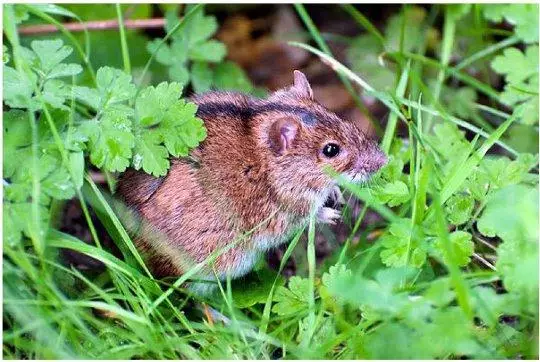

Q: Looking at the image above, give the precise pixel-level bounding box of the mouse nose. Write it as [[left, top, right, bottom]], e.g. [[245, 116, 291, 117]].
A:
[[355, 147, 387, 174]]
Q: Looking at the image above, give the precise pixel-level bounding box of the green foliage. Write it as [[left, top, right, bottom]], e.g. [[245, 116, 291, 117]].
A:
[[491, 46, 539, 125], [148, 7, 256, 94], [3, 3, 539, 360], [482, 4, 539, 43]]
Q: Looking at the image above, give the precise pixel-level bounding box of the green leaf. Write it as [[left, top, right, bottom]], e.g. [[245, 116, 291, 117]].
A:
[[188, 40, 226, 63], [491, 47, 538, 85], [444, 194, 474, 225], [158, 101, 206, 157], [483, 4, 539, 43], [347, 34, 394, 91], [446, 4, 471, 21], [178, 7, 218, 46], [231, 267, 284, 308], [433, 231, 474, 267], [441, 86, 477, 119], [326, 267, 412, 316], [271, 276, 310, 316], [374, 180, 410, 207], [95, 66, 136, 107], [3, 45, 10, 64], [135, 82, 184, 127], [3, 110, 32, 178], [84, 110, 134, 172], [168, 63, 190, 85], [3, 202, 49, 246], [132, 132, 169, 177], [40, 79, 71, 110], [30, 40, 81, 79], [477, 184, 538, 310], [3, 65, 36, 109], [385, 6, 427, 53], [191, 61, 213, 93], [68, 151, 85, 190], [379, 218, 427, 268], [503, 4, 539, 43], [491, 46, 539, 125], [213, 61, 254, 93]]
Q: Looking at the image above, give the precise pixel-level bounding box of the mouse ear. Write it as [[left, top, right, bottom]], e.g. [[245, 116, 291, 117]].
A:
[[291, 70, 313, 100], [268, 117, 298, 156]]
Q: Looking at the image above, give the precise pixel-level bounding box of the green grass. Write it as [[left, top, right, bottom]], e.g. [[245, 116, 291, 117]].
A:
[[3, 3, 539, 359]]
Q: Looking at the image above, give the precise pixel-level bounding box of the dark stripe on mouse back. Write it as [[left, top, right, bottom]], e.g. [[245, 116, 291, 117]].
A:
[[196, 102, 318, 125]]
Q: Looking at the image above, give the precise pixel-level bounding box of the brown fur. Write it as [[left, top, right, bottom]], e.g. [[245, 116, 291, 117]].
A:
[[116, 71, 386, 291]]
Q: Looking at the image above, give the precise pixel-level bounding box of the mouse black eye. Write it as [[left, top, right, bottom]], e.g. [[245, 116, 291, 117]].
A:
[[322, 143, 340, 158]]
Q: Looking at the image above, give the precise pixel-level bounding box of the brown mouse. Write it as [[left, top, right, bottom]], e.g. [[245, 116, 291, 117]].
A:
[[116, 70, 386, 294]]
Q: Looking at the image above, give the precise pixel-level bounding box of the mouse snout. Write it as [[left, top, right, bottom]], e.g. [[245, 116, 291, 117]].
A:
[[354, 147, 387, 174]]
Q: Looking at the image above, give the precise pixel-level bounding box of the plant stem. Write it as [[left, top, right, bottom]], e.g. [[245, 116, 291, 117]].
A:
[[116, 4, 131, 75], [18, 18, 166, 35], [294, 4, 383, 136]]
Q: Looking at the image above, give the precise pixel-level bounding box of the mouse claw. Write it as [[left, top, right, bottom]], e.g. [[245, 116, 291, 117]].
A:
[[317, 207, 341, 225], [330, 186, 346, 206]]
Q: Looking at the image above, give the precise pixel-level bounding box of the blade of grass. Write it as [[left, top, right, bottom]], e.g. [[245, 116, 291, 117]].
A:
[[455, 35, 520, 71], [300, 211, 317, 348], [294, 4, 382, 136], [83, 175, 153, 277], [439, 111, 517, 204], [431, 175, 473, 321], [341, 4, 385, 46], [288, 41, 408, 124], [381, 60, 411, 153], [424, 6, 457, 132], [395, 97, 518, 156], [116, 3, 131, 75], [259, 226, 305, 333]]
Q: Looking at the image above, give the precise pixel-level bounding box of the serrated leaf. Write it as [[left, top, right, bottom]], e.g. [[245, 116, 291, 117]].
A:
[[379, 219, 427, 268], [168, 63, 189, 85], [442, 86, 477, 119], [213, 61, 253, 93], [491, 47, 538, 85], [30, 39, 77, 78], [188, 40, 226, 63], [179, 7, 218, 46], [135, 82, 184, 127], [86, 111, 134, 172], [477, 184, 538, 244], [385, 6, 427, 53], [191, 61, 214, 93], [231, 267, 284, 308], [132, 132, 169, 177], [374, 180, 410, 207], [271, 276, 310, 316], [72, 85, 100, 110], [47, 63, 82, 79], [3, 202, 49, 246], [433, 231, 474, 267], [146, 39, 175, 66], [95, 66, 136, 107], [41, 163, 76, 200], [444, 194, 474, 225], [40, 79, 71, 110], [504, 4, 539, 43], [3, 65, 36, 108]]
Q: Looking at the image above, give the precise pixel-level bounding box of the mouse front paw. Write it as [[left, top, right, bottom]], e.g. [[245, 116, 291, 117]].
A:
[[317, 207, 341, 225]]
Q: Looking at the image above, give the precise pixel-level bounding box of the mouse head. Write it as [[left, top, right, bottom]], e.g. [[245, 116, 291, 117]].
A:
[[256, 70, 387, 208]]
